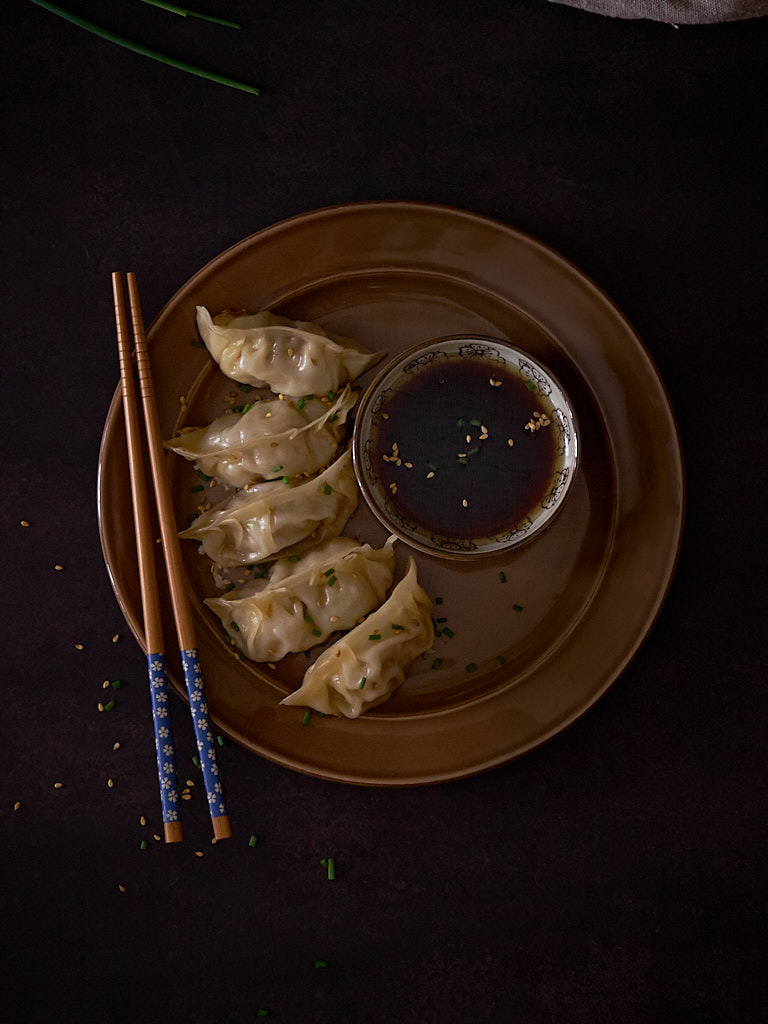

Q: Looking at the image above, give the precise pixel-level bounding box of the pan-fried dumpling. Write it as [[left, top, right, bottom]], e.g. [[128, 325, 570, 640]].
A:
[[281, 558, 434, 718], [179, 449, 358, 567], [205, 536, 396, 662], [165, 386, 356, 488], [196, 307, 381, 397]]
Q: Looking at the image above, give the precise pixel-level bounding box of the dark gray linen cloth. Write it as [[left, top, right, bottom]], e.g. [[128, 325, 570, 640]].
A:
[[546, 0, 767, 21]]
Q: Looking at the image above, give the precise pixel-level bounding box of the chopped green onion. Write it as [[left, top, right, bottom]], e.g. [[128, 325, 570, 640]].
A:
[[470, 418, 482, 426], [191, 340, 206, 348], [432, 658, 442, 670], [248, 834, 258, 848], [323, 568, 335, 577], [296, 397, 306, 410], [257, 1011, 270, 1018], [314, 960, 328, 968], [236, 382, 252, 392], [271, 465, 283, 473], [327, 858, 336, 880], [282, 476, 290, 485], [302, 710, 312, 726], [467, 447, 479, 455], [305, 395, 315, 401], [304, 613, 314, 624], [499, 571, 507, 583], [231, 405, 245, 413], [358, 677, 367, 689], [327, 576, 337, 587], [327, 390, 335, 400], [197, 470, 213, 481], [368, 633, 381, 641], [29, 2, 263, 94], [191, 484, 204, 492], [103, 699, 116, 711], [311, 628, 322, 637], [323, 484, 333, 495], [458, 457, 468, 465], [328, 414, 338, 423], [111, 679, 123, 689], [289, 555, 301, 562], [241, 403, 251, 414], [230, 621, 240, 632], [466, 663, 477, 673], [216, 734, 225, 747], [192, 755, 200, 767], [443, 627, 455, 638], [391, 623, 404, 630], [513, 604, 523, 612], [224, 582, 235, 593], [524, 379, 536, 391]]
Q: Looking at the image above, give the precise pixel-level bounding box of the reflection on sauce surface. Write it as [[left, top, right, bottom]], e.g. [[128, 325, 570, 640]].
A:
[[372, 356, 561, 540]]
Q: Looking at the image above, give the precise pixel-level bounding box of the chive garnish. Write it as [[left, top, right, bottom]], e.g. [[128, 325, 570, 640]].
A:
[[104, 699, 116, 711], [111, 679, 123, 689], [302, 710, 311, 726], [296, 397, 306, 410], [230, 621, 240, 632], [282, 476, 290, 485], [458, 457, 468, 465], [443, 627, 455, 638], [525, 379, 536, 391], [197, 470, 213, 481], [191, 484, 204, 492], [289, 554, 301, 562], [192, 755, 200, 767], [499, 571, 507, 583], [328, 576, 337, 587], [271, 465, 283, 473], [304, 613, 314, 624], [327, 858, 336, 880], [30, 1, 261, 94], [138, 0, 242, 30], [391, 623, 404, 630], [314, 960, 328, 968], [470, 418, 482, 426], [224, 582, 235, 592], [513, 604, 523, 612], [368, 633, 381, 641], [241, 403, 251, 414], [328, 414, 338, 423], [216, 735, 225, 747], [456, 418, 464, 426], [248, 834, 258, 847], [312, 628, 322, 637], [327, 390, 335, 400], [467, 447, 479, 455], [140, 840, 148, 850], [432, 658, 442, 670], [323, 484, 333, 495], [323, 568, 335, 577], [466, 663, 477, 673], [358, 677, 367, 689]]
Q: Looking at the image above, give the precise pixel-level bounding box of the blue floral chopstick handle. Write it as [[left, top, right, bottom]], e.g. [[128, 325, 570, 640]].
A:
[[147, 652, 182, 837], [180, 648, 231, 838]]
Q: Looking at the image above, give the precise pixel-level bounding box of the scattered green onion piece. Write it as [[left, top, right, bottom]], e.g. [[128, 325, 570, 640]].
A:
[[500, 571, 508, 583], [304, 613, 314, 624], [466, 663, 477, 673], [320, 858, 327, 867], [191, 340, 206, 348], [323, 483, 333, 495], [216, 734, 225, 747], [468, 447, 479, 455], [282, 476, 290, 485], [305, 395, 315, 401], [230, 621, 240, 632], [391, 623, 404, 631], [368, 633, 381, 641], [271, 465, 283, 473], [236, 382, 252, 392], [434, 629, 442, 637], [192, 755, 200, 767], [29, 3, 263, 95], [241, 403, 251, 414], [432, 658, 442, 670], [327, 858, 336, 880], [248, 834, 258, 848], [197, 470, 213, 481], [231, 405, 244, 413], [104, 699, 116, 711], [443, 627, 455, 638], [358, 677, 367, 689], [513, 604, 523, 612], [327, 390, 335, 400], [314, 960, 328, 968], [525, 379, 536, 391], [296, 397, 306, 410], [470, 418, 482, 426], [456, 418, 464, 426], [323, 568, 335, 577], [224, 582, 235, 593], [311, 628, 322, 637], [111, 679, 123, 689], [289, 554, 301, 562], [302, 710, 312, 726], [458, 458, 468, 465], [191, 484, 204, 492], [257, 1011, 270, 1018], [328, 414, 338, 423]]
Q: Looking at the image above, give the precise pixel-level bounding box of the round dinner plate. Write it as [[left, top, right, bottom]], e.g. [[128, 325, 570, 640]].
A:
[[98, 201, 684, 786]]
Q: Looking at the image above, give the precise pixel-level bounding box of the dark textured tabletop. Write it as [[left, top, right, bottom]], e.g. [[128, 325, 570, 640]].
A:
[[3, 2, 765, 1022]]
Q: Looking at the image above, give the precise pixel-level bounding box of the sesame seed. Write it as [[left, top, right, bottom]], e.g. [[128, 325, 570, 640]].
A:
[[507, 438, 514, 447], [330, 615, 339, 623], [75, 643, 84, 651], [462, 499, 469, 507], [53, 782, 63, 789], [97, 702, 105, 711], [426, 471, 435, 479], [118, 884, 126, 893], [382, 412, 389, 419], [112, 634, 120, 643], [404, 462, 413, 469], [54, 564, 64, 571], [182, 793, 192, 801], [13, 801, 21, 811], [140, 816, 146, 826], [107, 778, 114, 788], [153, 834, 162, 841], [465, 434, 472, 444], [113, 742, 121, 751], [195, 851, 204, 858], [265, 412, 272, 418], [186, 780, 195, 787], [20, 520, 29, 527], [102, 680, 110, 689]]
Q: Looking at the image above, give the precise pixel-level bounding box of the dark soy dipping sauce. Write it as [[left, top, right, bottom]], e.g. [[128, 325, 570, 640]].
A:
[[373, 357, 560, 540]]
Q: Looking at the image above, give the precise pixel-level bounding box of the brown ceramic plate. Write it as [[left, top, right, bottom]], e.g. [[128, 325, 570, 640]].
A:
[[98, 201, 684, 786]]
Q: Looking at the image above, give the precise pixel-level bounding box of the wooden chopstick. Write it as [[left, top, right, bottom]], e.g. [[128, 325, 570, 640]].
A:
[[112, 272, 183, 844], [114, 271, 232, 842]]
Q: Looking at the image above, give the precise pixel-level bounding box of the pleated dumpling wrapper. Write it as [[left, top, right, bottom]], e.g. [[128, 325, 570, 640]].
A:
[[196, 307, 381, 397], [179, 449, 358, 568], [165, 385, 357, 489], [205, 536, 396, 662], [281, 557, 434, 718]]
